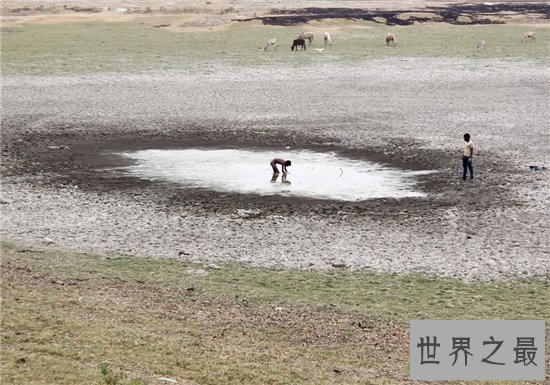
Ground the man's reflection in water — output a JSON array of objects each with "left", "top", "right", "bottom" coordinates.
[{"left": 270, "top": 173, "right": 291, "bottom": 185}]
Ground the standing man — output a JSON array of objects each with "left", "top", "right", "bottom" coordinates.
[
  {"left": 270, "top": 158, "right": 291, "bottom": 175},
  {"left": 462, "top": 133, "right": 474, "bottom": 180}
]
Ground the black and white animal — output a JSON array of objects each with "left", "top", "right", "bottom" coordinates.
[{"left": 291, "top": 38, "right": 307, "bottom": 51}]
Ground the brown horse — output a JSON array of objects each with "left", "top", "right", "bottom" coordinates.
[{"left": 386, "top": 32, "right": 397, "bottom": 47}]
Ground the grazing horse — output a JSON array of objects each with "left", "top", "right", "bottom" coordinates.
[
  {"left": 323, "top": 31, "right": 332, "bottom": 46},
  {"left": 297, "top": 32, "right": 314, "bottom": 45},
  {"left": 291, "top": 38, "right": 306, "bottom": 51},
  {"left": 264, "top": 37, "right": 277, "bottom": 51},
  {"left": 521, "top": 31, "right": 536, "bottom": 42},
  {"left": 386, "top": 32, "right": 396, "bottom": 47}
]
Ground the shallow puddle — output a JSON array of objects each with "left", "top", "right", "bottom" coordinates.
[{"left": 117, "top": 148, "right": 434, "bottom": 201}]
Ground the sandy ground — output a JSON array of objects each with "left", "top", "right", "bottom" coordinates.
[{"left": 2, "top": 56, "right": 549, "bottom": 281}]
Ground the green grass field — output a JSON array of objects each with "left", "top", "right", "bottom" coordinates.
[
  {"left": 2, "top": 243, "right": 548, "bottom": 384},
  {"left": 2, "top": 20, "right": 548, "bottom": 74}
]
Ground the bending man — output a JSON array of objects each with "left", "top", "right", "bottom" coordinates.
[{"left": 270, "top": 158, "right": 291, "bottom": 175}]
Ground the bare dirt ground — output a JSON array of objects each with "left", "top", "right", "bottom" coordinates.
[{"left": 1, "top": 2, "right": 549, "bottom": 282}]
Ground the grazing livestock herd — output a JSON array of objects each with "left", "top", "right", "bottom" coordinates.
[
  {"left": 264, "top": 31, "right": 335, "bottom": 52},
  {"left": 264, "top": 30, "right": 538, "bottom": 52}
]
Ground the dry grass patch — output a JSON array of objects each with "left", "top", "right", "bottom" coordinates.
[
  {"left": 2, "top": 20, "right": 549, "bottom": 75},
  {"left": 1, "top": 243, "right": 548, "bottom": 384}
]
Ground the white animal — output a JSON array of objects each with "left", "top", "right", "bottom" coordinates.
[
  {"left": 264, "top": 37, "right": 277, "bottom": 51},
  {"left": 521, "top": 31, "right": 535, "bottom": 42},
  {"left": 323, "top": 31, "right": 332, "bottom": 46},
  {"left": 386, "top": 32, "right": 397, "bottom": 47},
  {"left": 297, "top": 31, "right": 314, "bottom": 45}
]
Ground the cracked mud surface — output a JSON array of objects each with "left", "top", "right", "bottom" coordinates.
[{"left": 2, "top": 58, "right": 549, "bottom": 281}]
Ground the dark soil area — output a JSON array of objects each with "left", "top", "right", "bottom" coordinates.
[
  {"left": 238, "top": 3, "right": 549, "bottom": 26},
  {"left": 2, "top": 122, "right": 483, "bottom": 218}
]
